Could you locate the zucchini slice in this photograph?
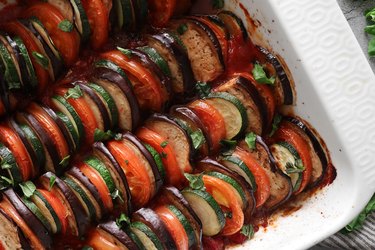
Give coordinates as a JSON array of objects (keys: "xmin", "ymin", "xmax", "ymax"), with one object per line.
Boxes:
[
  {"xmin": 181, "ymin": 189, "xmax": 225, "ymax": 236},
  {"xmin": 22, "ymin": 197, "xmax": 52, "ymax": 233},
  {"xmin": 0, "ymin": 35, "xmax": 21, "ymax": 90},
  {"xmin": 138, "ymin": 46, "xmax": 171, "ymax": 78},
  {"xmin": 143, "ymin": 143, "xmax": 166, "ymax": 183},
  {"xmin": 205, "ymin": 92, "xmax": 248, "ymax": 139},
  {"xmin": 168, "ymin": 205, "xmax": 196, "ymax": 248},
  {"xmin": 69, "ymin": 0, "xmax": 91, "ymax": 41},
  {"xmin": 0, "ymin": 143, "xmax": 23, "ymax": 186},
  {"xmin": 220, "ymin": 155, "xmax": 257, "ymax": 191},
  {"xmin": 131, "ymin": 221, "xmax": 164, "ymax": 250},
  {"xmin": 270, "ymin": 142, "xmax": 304, "ymax": 192}
]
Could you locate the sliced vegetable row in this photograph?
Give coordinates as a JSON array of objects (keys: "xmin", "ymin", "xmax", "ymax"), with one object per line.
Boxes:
[
  {"xmin": 0, "ymin": 9, "xmax": 324, "ymax": 250},
  {"xmin": 0, "ymin": 0, "xmax": 172, "ymax": 117}
]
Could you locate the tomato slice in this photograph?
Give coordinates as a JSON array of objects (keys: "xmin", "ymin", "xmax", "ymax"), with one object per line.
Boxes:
[
  {"xmin": 0, "ymin": 21, "xmax": 49, "ymax": 93},
  {"xmin": 37, "ymin": 189, "xmax": 68, "ymax": 235},
  {"xmin": 136, "ymin": 127, "xmax": 184, "ymax": 187},
  {"xmin": 233, "ymin": 147, "xmax": 271, "ymax": 208},
  {"xmin": 272, "ymin": 122, "xmax": 313, "ymax": 194},
  {"xmin": 154, "ymin": 205, "xmax": 189, "ymax": 250},
  {"xmin": 106, "ymin": 140, "xmax": 153, "ymax": 208},
  {"xmin": 86, "ymin": 229, "xmax": 122, "ymax": 250},
  {"xmin": 81, "ymin": 0, "xmax": 109, "ymax": 50},
  {"xmin": 55, "ymin": 87, "xmax": 97, "ymax": 145},
  {"xmin": 148, "ymin": 0, "xmax": 176, "ymax": 28},
  {"xmin": 25, "ymin": 3, "xmax": 80, "ymax": 66},
  {"xmin": 189, "ymin": 100, "xmax": 226, "ymax": 153},
  {"xmin": 101, "ymin": 50, "xmax": 166, "ymax": 111},
  {"xmin": 0, "ymin": 199, "xmax": 44, "ymax": 249},
  {"xmin": 202, "ymin": 175, "xmax": 244, "ymax": 236},
  {"xmin": 79, "ymin": 162, "xmax": 113, "ymax": 211},
  {"xmin": 0, "ymin": 123, "xmax": 33, "ymax": 180},
  {"xmin": 27, "ymin": 103, "xmax": 69, "ymax": 162}
]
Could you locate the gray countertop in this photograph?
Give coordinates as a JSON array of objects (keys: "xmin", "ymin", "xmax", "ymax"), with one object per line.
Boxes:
[{"xmin": 338, "ymin": 0, "xmax": 375, "ymax": 70}]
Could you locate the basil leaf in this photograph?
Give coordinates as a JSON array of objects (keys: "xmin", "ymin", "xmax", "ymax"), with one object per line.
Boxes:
[
  {"xmin": 269, "ymin": 113, "xmax": 282, "ymax": 137},
  {"xmin": 241, "ymin": 224, "xmax": 255, "ymax": 239},
  {"xmin": 116, "ymin": 213, "xmax": 131, "ymax": 229},
  {"xmin": 1, "ymin": 159, "xmax": 12, "ymax": 170},
  {"xmin": 94, "ymin": 129, "xmax": 115, "ymax": 142},
  {"xmin": 368, "ymin": 37, "xmax": 375, "ymax": 57},
  {"xmin": 160, "ymin": 141, "xmax": 168, "ymax": 148},
  {"xmin": 177, "ymin": 23, "xmax": 188, "ymax": 35},
  {"xmin": 0, "ymin": 176, "xmax": 13, "ymax": 190},
  {"xmin": 59, "ymin": 155, "xmax": 71, "ymax": 168},
  {"xmin": 49, "ymin": 175, "xmax": 56, "ymax": 191},
  {"xmin": 64, "ymin": 85, "xmax": 83, "ymax": 99},
  {"xmin": 341, "ymin": 194, "xmax": 375, "ymax": 234},
  {"xmin": 195, "ymin": 81, "xmax": 211, "ymax": 98},
  {"xmin": 191, "ymin": 130, "xmax": 205, "ymax": 150},
  {"xmin": 245, "ymin": 132, "xmax": 257, "ymax": 150},
  {"xmin": 117, "ymin": 47, "xmax": 132, "ymax": 58},
  {"xmin": 184, "ymin": 173, "xmax": 205, "ymax": 191},
  {"xmin": 32, "ymin": 51, "xmax": 49, "ymax": 69},
  {"xmin": 252, "ymin": 63, "xmax": 275, "ymax": 85},
  {"xmin": 114, "ymin": 133, "xmax": 123, "ymax": 141},
  {"xmin": 212, "ymin": 0, "xmax": 224, "ymax": 9},
  {"xmin": 220, "ymin": 139, "xmax": 237, "ymax": 151},
  {"xmin": 19, "ymin": 181, "xmax": 36, "ymax": 198},
  {"xmin": 58, "ymin": 19, "xmax": 73, "ymax": 32}
]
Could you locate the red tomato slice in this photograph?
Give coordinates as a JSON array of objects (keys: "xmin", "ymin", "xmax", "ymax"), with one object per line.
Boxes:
[
  {"xmin": 272, "ymin": 122, "xmax": 313, "ymax": 194},
  {"xmin": 86, "ymin": 229, "xmax": 122, "ymax": 250},
  {"xmin": 136, "ymin": 127, "xmax": 184, "ymax": 187},
  {"xmin": 0, "ymin": 199, "xmax": 44, "ymax": 249},
  {"xmin": 154, "ymin": 205, "xmax": 189, "ymax": 250},
  {"xmin": 106, "ymin": 140, "xmax": 153, "ymax": 208},
  {"xmin": 38, "ymin": 189, "xmax": 68, "ymax": 235},
  {"xmin": 27, "ymin": 103, "xmax": 69, "ymax": 161},
  {"xmin": 189, "ymin": 99, "xmax": 226, "ymax": 153},
  {"xmin": 79, "ymin": 162, "xmax": 113, "ymax": 212},
  {"xmin": 101, "ymin": 50, "xmax": 166, "ymax": 111},
  {"xmin": 25, "ymin": 3, "xmax": 80, "ymax": 66},
  {"xmin": 55, "ymin": 87, "xmax": 98, "ymax": 145},
  {"xmin": 81, "ymin": 0, "xmax": 109, "ymax": 50},
  {"xmin": 202, "ymin": 175, "xmax": 244, "ymax": 236},
  {"xmin": 0, "ymin": 21, "xmax": 49, "ymax": 93},
  {"xmin": 233, "ymin": 147, "xmax": 271, "ymax": 208},
  {"xmin": 0, "ymin": 123, "xmax": 33, "ymax": 180},
  {"xmin": 148, "ymin": 0, "xmax": 176, "ymax": 28}
]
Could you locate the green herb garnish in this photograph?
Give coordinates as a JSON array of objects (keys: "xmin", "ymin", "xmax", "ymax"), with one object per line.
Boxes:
[
  {"xmin": 64, "ymin": 85, "xmax": 83, "ymax": 99},
  {"xmin": 32, "ymin": 51, "xmax": 49, "ymax": 69},
  {"xmin": 58, "ymin": 20, "xmax": 73, "ymax": 32},
  {"xmin": 19, "ymin": 181, "xmax": 36, "ymax": 198},
  {"xmin": 245, "ymin": 132, "xmax": 257, "ymax": 150},
  {"xmin": 252, "ymin": 63, "xmax": 275, "ymax": 85}
]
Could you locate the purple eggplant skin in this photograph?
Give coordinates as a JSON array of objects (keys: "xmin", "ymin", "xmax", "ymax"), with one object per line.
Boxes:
[
  {"xmin": 145, "ymin": 113, "xmax": 194, "ymax": 165},
  {"xmin": 98, "ymin": 221, "xmax": 139, "ymax": 250},
  {"xmin": 93, "ymin": 67, "xmax": 141, "ymax": 130},
  {"xmin": 130, "ymin": 49, "xmax": 173, "ymax": 99},
  {"xmin": 16, "ymin": 111, "xmax": 60, "ymax": 174},
  {"xmin": 93, "ymin": 142, "xmax": 132, "ymax": 215},
  {"xmin": 186, "ymin": 17, "xmax": 225, "ymax": 68},
  {"xmin": 78, "ymin": 83, "xmax": 112, "ymax": 131},
  {"xmin": 121, "ymin": 132, "xmax": 163, "ymax": 194},
  {"xmin": 67, "ymin": 166, "xmax": 107, "ymax": 219},
  {"xmin": 253, "ymin": 136, "xmax": 293, "ymax": 211},
  {"xmin": 256, "ymin": 46, "xmax": 295, "ymax": 105},
  {"xmin": 284, "ymin": 116, "xmax": 328, "ymax": 188},
  {"xmin": 132, "ymin": 207, "xmax": 178, "ymax": 250},
  {"xmin": 159, "ymin": 186, "xmax": 203, "ymax": 250},
  {"xmin": 170, "ymin": 105, "xmax": 213, "ymax": 157},
  {"xmin": 3, "ymin": 188, "xmax": 53, "ymax": 249},
  {"xmin": 0, "ymin": 207, "xmax": 32, "ymax": 250},
  {"xmin": 8, "ymin": 118, "xmax": 40, "ymax": 174},
  {"xmin": 150, "ymin": 33, "xmax": 196, "ymax": 99},
  {"xmin": 236, "ymin": 76, "xmax": 269, "ymax": 133},
  {"xmin": 196, "ymin": 158, "xmax": 256, "ymax": 222},
  {"xmin": 40, "ymin": 103, "xmax": 76, "ymax": 154},
  {"xmin": 39, "ymin": 172, "xmax": 89, "ymax": 237}
]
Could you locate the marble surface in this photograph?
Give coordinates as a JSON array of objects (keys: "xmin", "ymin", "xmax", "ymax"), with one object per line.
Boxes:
[{"xmin": 337, "ymin": 0, "xmax": 375, "ymax": 70}]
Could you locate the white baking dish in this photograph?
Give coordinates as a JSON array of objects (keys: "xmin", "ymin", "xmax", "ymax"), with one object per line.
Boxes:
[{"xmin": 226, "ymin": 0, "xmax": 375, "ymax": 249}]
